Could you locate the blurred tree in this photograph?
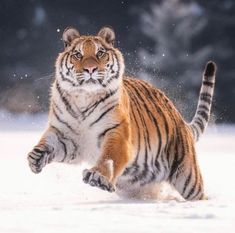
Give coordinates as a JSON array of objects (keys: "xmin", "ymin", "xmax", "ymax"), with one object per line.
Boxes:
[
  {"xmin": 137, "ymin": 0, "xmax": 213, "ymax": 120},
  {"xmin": 194, "ymin": 0, "xmax": 235, "ymax": 123},
  {"xmin": 0, "ymin": 0, "xmax": 234, "ymax": 122}
]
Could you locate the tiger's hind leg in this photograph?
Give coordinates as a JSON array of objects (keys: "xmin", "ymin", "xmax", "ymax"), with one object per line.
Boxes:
[
  {"xmin": 166, "ymin": 129, "xmax": 206, "ymax": 201},
  {"xmin": 169, "ymin": 155, "xmax": 206, "ymax": 201}
]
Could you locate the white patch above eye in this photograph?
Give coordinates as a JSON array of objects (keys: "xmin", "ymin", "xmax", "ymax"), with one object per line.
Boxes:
[
  {"xmin": 74, "ymin": 42, "xmax": 84, "ymax": 55},
  {"xmin": 94, "ymin": 42, "xmax": 99, "ymax": 53},
  {"xmin": 94, "ymin": 41, "xmax": 107, "ymax": 54}
]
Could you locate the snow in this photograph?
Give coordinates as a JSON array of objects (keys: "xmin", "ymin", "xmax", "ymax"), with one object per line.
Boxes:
[{"xmin": 0, "ymin": 116, "xmax": 235, "ymax": 232}]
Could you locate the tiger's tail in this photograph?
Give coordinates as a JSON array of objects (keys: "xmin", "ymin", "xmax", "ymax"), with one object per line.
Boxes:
[{"xmin": 189, "ymin": 61, "xmax": 217, "ymax": 142}]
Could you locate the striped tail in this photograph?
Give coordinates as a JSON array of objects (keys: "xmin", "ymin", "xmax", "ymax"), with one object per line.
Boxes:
[{"xmin": 189, "ymin": 61, "xmax": 217, "ymax": 141}]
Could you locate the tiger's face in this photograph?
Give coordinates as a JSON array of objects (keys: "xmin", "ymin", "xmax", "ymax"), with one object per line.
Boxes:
[{"xmin": 56, "ymin": 27, "xmax": 124, "ymax": 92}]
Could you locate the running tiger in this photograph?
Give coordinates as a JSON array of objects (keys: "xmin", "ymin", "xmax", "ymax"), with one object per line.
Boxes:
[{"xmin": 27, "ymin": 26, "xmax": 216, "ymax": 200}]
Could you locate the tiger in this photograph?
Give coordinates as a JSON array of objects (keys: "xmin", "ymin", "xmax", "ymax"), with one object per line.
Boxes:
[{"xmin": 27, "ymin": 26, "xmax": 216, "ymax": 201}]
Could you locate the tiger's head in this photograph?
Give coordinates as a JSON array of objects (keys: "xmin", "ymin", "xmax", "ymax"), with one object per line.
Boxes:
[{"xmin": 55, "ymin": 26, "xmax": 125, "ymax": 93}]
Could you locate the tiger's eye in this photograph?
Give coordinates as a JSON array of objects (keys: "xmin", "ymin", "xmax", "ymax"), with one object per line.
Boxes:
[
  {"xmin": 97, "ymin": 50, "xmax": 105, "ymax": 58},
  {"xmin": 73, "ymin": 52, "xmax": 83, "ymax": 60}
]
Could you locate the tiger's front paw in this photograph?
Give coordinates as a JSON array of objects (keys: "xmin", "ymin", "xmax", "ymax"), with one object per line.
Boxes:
[
  {"xmin": 82, "ymin": 169, "xmax": 115, "ymax": 192},
  {"xmin": 27, "ymin": 146, "xmax": 53, "ymax": 174}
]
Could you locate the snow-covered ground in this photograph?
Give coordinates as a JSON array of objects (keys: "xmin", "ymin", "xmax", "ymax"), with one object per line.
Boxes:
[{"xmin": 0, "ymin": 114, "xmax": 235, "ymax": 233}]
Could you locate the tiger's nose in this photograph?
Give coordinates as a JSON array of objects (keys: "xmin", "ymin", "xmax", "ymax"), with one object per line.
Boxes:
[{"xmin": 83, "ymin": 65, "xmax": 98, "ymax": 74}]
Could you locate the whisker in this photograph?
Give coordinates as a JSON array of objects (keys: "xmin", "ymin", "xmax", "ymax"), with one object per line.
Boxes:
[{"xmin": 34, "ymin": 73, "xmax": 55, "ymax": 82}]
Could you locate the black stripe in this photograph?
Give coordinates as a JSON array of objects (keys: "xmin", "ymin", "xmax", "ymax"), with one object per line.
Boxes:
[
  {"xmin": 129, "ymin": 101, "xmax": 141, "ymax": 167},
  {"xmin": 121, "ymin": 87, "xmax": 141, "ymax": 176},
  {"xmin": 130, "ymin": 163, "xmax": 149, "ymax": 184},
  {"xmin": 28, "ymin": 154, "xmax": 37, "ymax": 163},
  {"xmin": 198, "ymin": 104, "xmax": 209, "ymax": 112},
  {"xmin": 186, "ymin": 173, "xmax": 198, "ymax": 200},
  {"xmin": 137, "ymin": 81, "xmax": 170, "ymax": 147},
  {"xmin": 100, "ymin": 99, "xmax": 118, "ymax": 111},
  {"xmin": 194, "ymin": 118, "xmax": 204, "ymax": 131},
  {"xmin": 134, "ymin": 81, "xmax": 170, "ymax": 174},
  {"xmin": 102, "ymin": 51, "xmax": 120, "ymax": 87},
  {"xmin": 149, "ymin": 83, "xmax": 180, "ymax": 181},
  {"xmin": 97, "ymin": 121, "xmax": 123, "ymax": 147},
  {"xmin": 124, "ymin": 83, "xmax": 149, "ymax": 178},
  {"xmin": 197, "ymin": 110, "xmax": 209, "ymax": 121},
  {"xmin": 53, "ymin": 101, "xmax": 63, "ymax": 114},
  {"xmin": 168, "ymin": 130, "xmax": 185, "ymax": 180},
  {"xmin": 102, "ymin": 74, "xmax": 119, "ymax": 87},
  {"xmin": 90, "ymin": 104, "xmax": 117, "ymax": 127},
  {"xmin": 53, "ymin": 107, "xmax": 77, "ymax": 134},
  {"xmin": 124, "ymin": 83, "xmax": 150, "ymax": 174},
  {"xmin": 150, "ymin": 86, "xmax": 184, "ymax": 182},
  {"xmin": 110, "ymin": 50, "xmax": 120, "ymax": 78},
  {"xmin": 56, "ymin": 82, "xmax": 78, "ymax": 118},
  {"xmin": 51, "ymin": 125, "xmax": 78, "ymax": 162},
  {"xmin": 200, "ymin": 93, "xmax": 212, "ymax": 104},
  {"xmin": 126, "ymin": 82, "xmax": 163, "ymax": 183},
  {"xmin": 64, "ymin": 53, "xmax": 71, "ymax": 75},
  {"xmin": 168, "ymin": 144, "xmax": 179, "ymax": 180},
  {"xmin": 125, "ymin": 82, "xmax": 151, "ymax": 151},
  {"xmin": 59, "ymin": 71, "xmax": 77, "ymax": 86},
  {"xmin": 191, "ymin": 125, "xmax": 199, "ymax": 139},
  {"xmin": 190, "ymin": 185, "xmax": 202, "ymax": 200},
  {"xmin": 58, "ymin": 137, "xmax": 67, "ymax": 162},
  {"xmin": 140, "ymin": 170, "xmax": 156, "ymax": 186},
  {"xmin": 128, "ymin": 83, "xmax": 163, "ymax": 179},
  {"xmin": 176, "ymin": 129, "xmax": 186, "ymax": 173},
  {"xmin": 190, "ymin": 172, "xmax": 203, "ymax": 200},
  {"xmin": 203, "ymin": 81, "xmax": 214, "ymax": 88},
  {"xmin": 79, "ymin": 79, "xmax": 85, "ymax": 85},
  {"xmin": 166, "ymin": 137, "xmax": 174, "ymax": 169},
  {"xmin": 109, "ymin": 53, "xmax": 114, "ymax": 72},
  {"xmin": 51, "ymin": 126, "xmax": 67, "ymax": 162},
  {"xmin": 182, "ymin": 170, "xmax": 192, "ymax": 195},
  {"xmin": 130, "ymin": 83, "xmax": 163, "ymax": 164},
  {"xmin": 34, "ymin": 148, "xmax": 44, "ymax": 154},
  {"xmin": 185, "ymin": 145, "xmax": 199, "ymax": 199},
  {"xmin": 82, "ymin": 88, "xmax": 118, "ymax": 119}
]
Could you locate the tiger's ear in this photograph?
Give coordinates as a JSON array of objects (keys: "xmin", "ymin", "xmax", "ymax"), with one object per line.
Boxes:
[
  {"xmin": 98, "ymin": 26, "xmax": 115, "ymax": 46},
  {"xmin": 62, "ymin": 27, "xmax": 80, "ymax": 47}
]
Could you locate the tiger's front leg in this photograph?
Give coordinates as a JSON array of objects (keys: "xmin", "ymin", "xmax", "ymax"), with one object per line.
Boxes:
[
  {"xmin": 27, "ymin": 126, "xmax": 75, "ymax": 173},
  {"xmin": 83, "ymin": 120, "xmax": 131, "ymax": 192}
]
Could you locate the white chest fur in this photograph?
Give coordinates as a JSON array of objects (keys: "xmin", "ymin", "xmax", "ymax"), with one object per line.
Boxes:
[{"xmin": 49, "ymin": 83, "xmax": 119, "ymax": 166}]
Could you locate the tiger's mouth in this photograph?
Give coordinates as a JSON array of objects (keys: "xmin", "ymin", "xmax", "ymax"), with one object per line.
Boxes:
[
  {"xmin": 75, "ymin": 70, "xmax": 106, "ymax": 84},
  {"xmin": 84, "ymin": 78, "xmax": 98, "ymax": 84},
  {"xmin": 77, "ymin": 76, "xmax": 104, "ymax": 86}
]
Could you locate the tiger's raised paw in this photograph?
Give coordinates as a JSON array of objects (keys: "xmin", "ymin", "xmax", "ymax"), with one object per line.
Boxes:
[
  {"xmin": 27, "ymin": 147, "xmax": 53, "ymax": 174},
  {"xmin": 82, "ymin": 169, "xmax": 115, "ymax": 192}
]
